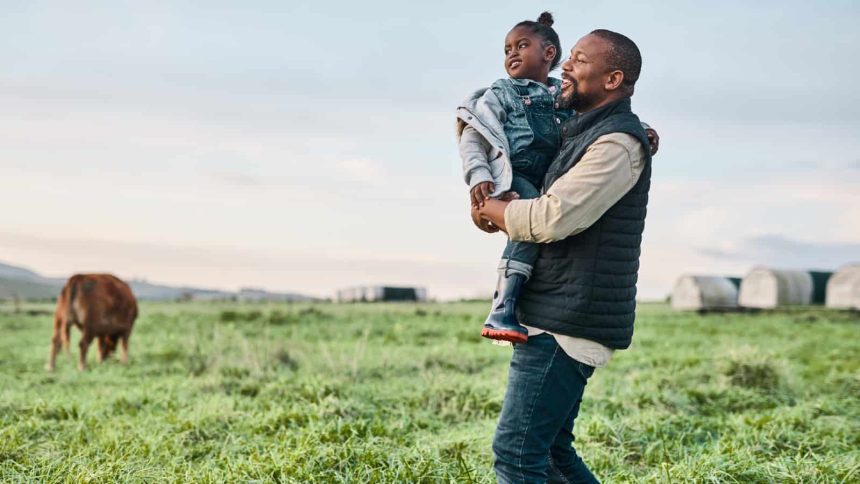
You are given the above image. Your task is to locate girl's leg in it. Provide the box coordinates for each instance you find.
[483,177,541,343]
[500,176,541,275]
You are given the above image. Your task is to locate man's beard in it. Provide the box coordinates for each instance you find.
[558,78,598,112]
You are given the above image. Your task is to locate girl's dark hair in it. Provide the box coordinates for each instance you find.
[514,12,562,70]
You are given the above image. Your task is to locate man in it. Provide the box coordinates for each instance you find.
[472,29,656,483]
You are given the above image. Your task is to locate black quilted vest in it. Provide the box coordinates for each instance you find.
[517,97,652,349]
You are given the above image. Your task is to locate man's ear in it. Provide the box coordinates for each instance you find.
[605,70,624,91]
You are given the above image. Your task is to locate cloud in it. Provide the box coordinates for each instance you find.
[0,231,494,300]
[206,171,263,187]
[698,234,860,271]
[334,158,386,186]
[4,1,860,303]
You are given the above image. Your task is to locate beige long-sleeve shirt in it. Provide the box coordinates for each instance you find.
[503,132,648,367]
[505,132,647,244]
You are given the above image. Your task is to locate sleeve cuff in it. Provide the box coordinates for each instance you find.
[467,166,494,189]
[505,199,533,242]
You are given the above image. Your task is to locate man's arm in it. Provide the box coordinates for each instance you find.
[477,133,646,243]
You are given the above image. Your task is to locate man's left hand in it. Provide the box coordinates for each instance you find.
[645,128,660,156]
[471,204,500,233]
[477,198,509,233]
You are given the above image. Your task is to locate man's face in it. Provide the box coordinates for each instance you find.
[558,34,612,112]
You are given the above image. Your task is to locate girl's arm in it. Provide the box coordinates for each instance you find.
[458,84,509,205]
[459,125,494,190]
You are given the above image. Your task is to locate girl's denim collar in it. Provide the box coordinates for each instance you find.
[508,77,563,90]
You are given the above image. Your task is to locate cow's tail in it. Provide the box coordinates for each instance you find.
[64,275,81,326]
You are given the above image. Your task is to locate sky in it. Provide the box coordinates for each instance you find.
[2,0,859,300]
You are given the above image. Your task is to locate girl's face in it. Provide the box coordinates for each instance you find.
[504,26,554,81]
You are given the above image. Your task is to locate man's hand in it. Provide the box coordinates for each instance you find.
[476,198,510,233]
[645,128,660,156]
[471,203,500,233]
[470,181,495,207]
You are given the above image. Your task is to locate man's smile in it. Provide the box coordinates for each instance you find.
[560,75,573,91]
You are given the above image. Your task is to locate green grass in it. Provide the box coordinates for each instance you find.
[1,301,858,483]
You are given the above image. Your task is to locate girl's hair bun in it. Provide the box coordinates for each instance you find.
[537,11,554,27]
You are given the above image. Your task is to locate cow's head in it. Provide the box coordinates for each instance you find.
[98,334,118,357]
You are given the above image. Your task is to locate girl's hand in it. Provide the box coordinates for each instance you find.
[470,181,495,207]
[645,128,660,156]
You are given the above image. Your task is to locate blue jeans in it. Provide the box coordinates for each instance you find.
[493,333,599,484]
[500,176,541,278]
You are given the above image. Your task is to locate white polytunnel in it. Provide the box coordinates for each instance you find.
[738,267,832,309]
[671,275,740,311]
[825,264,860,310]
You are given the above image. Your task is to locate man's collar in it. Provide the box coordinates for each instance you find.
[563,97,632,138]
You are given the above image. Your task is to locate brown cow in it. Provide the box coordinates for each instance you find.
[46,274,138,371]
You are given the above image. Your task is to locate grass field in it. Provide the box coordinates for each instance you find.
[1,301,858,483]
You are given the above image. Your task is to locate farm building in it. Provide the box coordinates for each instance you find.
[738,267,832,309]
[671,275,741,311]
[336,286,427,303]
[825,264,860,309]
[237,287,314,302]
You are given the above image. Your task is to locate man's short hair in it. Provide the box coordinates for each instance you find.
[590,29,641,91]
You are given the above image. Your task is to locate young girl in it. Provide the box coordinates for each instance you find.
[456,12,571,343]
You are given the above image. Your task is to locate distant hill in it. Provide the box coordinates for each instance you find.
[0,276,62,300]
[0,261,315,302]
[0,261,47,281]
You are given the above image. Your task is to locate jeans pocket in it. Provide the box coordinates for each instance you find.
[575,361,595,380]
[511,157,534,172]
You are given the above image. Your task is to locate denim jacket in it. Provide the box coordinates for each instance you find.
[457,77,571,196]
